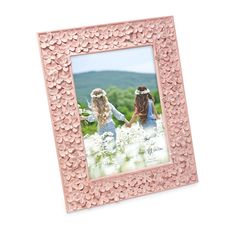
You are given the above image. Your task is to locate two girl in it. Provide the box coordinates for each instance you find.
[82,86,160,139]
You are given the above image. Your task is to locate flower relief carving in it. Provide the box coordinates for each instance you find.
[38,16,197,212]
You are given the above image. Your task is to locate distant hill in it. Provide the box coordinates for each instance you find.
[73,70,158,103]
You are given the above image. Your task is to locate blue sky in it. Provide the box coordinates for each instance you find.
[71,46,156,74]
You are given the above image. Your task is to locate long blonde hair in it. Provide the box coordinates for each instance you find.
[90,88,110,126]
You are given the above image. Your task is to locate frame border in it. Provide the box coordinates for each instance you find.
[38,16,198,212]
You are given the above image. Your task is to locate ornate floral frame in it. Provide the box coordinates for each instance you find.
[38,16,198,213]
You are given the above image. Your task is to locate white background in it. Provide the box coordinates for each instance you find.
[0,0,236,235]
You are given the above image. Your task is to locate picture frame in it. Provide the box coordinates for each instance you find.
[38,16,198,213]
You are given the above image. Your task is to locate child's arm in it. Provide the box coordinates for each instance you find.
[151,102,161,119]
[84,113,96,123]
[126,112,138,127]
[110,103,129,125]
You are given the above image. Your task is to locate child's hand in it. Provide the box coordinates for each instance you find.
[80,115,87,121]
[125,122,131,128]
[124,119,130,127]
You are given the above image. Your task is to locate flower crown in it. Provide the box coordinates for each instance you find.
[135,88,150,95]
[90,89,106,98]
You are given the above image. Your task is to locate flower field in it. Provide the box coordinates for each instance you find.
[84,119,169,179]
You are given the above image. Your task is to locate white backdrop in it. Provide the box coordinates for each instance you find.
[0,0,236,235]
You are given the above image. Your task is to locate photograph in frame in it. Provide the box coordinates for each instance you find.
[71,46,171,180]
[38,16,198,212]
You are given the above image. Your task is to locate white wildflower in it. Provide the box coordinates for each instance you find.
[84,118,169,179]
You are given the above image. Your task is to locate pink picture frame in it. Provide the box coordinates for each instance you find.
[38,16,198,213]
